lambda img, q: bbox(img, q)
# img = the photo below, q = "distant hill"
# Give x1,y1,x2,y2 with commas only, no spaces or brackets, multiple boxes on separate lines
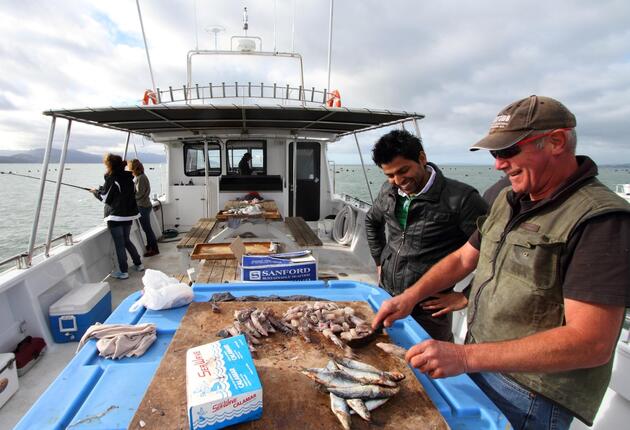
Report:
0,148,165,163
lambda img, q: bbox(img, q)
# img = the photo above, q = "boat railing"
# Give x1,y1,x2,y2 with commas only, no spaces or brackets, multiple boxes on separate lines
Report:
337,193,372,211
0,233,73,271
153,82,335,106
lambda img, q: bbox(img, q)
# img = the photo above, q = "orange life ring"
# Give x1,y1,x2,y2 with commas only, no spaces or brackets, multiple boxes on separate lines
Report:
142,89,158,105
326,89,341,108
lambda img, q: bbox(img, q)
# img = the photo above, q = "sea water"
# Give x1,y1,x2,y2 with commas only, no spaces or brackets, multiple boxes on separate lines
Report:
0,163,628,263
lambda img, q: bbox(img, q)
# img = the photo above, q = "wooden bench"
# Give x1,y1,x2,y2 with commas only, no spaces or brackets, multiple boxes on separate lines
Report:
285,217,323,246
176,218,216,249
196,259,239,283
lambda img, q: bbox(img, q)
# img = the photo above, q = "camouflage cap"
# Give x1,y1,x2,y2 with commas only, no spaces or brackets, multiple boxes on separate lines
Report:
470,95,576,151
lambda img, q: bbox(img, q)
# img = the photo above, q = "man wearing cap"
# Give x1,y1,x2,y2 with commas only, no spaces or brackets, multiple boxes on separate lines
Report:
372,96,630,428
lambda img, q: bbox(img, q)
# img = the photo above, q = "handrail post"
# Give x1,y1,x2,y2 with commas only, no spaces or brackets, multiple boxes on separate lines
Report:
413,117,422,142
353,133,374,204
123,132,131,160
203,138,209,218
27,116,56,266
45,120,72,257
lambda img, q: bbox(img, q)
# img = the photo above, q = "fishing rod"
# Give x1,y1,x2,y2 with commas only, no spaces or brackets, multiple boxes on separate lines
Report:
0,171,91,191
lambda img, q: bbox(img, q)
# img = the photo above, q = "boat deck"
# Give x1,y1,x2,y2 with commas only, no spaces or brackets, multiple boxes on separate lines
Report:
0,224,376,429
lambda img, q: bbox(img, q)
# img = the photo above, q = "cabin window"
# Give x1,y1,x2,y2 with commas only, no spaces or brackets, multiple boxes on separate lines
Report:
226,140,266,175
183,142,221,176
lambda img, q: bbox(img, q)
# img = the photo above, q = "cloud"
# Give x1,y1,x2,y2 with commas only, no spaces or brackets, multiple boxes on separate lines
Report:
1,0,629,165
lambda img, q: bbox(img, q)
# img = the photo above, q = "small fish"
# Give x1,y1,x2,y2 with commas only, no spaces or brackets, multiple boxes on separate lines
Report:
250,310,269,336
376,342,407,360
349,398,390,414
267,314,293,335
334,363,397,387
334,357,405,382
346,398,371,421
234,307,255,322
327,384,400,400
330,393,351,430
322,329,346,350
301,368,358,388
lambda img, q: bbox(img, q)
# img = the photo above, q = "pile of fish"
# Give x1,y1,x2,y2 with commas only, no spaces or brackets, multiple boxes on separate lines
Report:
302,357,405,429
281,302,373,352
214,302,376,354
216,307,293,352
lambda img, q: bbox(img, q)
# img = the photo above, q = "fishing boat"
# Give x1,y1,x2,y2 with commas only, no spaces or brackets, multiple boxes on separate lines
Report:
0,4,627,430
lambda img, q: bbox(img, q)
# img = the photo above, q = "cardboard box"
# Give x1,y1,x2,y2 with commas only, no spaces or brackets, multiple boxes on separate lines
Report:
186,335,263,430
241,251,317,281
49,282,112,343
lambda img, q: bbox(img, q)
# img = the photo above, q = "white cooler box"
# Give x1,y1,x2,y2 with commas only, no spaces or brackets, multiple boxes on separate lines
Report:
49,282,112,343
0,353,18,409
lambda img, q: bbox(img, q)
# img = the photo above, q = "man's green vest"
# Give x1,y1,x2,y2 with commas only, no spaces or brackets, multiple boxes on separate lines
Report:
467,178,630,424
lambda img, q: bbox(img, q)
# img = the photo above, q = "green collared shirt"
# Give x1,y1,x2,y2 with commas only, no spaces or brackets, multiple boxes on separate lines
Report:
395,166,435,229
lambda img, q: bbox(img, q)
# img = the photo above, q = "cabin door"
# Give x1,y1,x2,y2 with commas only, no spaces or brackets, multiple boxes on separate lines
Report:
288,141,321,221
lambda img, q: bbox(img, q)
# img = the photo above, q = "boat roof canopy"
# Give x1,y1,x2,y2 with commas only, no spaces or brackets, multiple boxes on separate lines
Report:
43,105,423,138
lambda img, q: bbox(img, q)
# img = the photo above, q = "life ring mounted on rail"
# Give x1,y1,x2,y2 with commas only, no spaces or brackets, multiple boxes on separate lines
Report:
326,89,342,108
142,89,158,105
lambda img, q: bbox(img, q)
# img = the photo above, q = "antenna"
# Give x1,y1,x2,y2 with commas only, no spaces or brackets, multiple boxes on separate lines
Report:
243,7,249,36
206,25,225,50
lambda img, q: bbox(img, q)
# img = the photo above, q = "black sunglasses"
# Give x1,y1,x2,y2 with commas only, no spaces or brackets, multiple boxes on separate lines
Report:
489,129,571,160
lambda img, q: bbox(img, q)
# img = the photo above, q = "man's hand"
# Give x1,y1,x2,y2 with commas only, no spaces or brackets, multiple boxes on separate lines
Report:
406,339,469,378
421,292,468,317
372,291,417,329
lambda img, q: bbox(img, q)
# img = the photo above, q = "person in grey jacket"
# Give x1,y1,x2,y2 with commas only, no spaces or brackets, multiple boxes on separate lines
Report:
365,130,488,341
128,159,159,257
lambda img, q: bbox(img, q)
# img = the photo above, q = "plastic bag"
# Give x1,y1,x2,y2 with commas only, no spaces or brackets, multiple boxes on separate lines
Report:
128,269,194,312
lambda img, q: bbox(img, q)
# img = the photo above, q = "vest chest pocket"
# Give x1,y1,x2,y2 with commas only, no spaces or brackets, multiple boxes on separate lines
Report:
505,231,563,289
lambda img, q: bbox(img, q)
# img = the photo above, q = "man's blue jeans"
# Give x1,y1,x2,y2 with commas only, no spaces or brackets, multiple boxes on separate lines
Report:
470,372,574,430
109,222,141,273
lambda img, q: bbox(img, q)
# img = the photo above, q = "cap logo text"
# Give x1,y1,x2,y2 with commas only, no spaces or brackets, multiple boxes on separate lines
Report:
490,114,511,130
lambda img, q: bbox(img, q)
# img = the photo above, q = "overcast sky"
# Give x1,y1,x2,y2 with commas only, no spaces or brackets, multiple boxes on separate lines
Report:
1,0,629,165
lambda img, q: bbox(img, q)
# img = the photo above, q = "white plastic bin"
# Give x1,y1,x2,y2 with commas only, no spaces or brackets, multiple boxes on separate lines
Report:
0,352,18,409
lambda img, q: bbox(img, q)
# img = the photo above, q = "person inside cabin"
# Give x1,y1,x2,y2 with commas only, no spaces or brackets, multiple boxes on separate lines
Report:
90,153,143,280
372,95,630,429
238,152,253,175
365,129,488,342
127,159,159,257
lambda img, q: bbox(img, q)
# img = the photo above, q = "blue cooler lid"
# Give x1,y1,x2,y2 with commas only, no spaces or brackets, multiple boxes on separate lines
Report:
49,282,110,316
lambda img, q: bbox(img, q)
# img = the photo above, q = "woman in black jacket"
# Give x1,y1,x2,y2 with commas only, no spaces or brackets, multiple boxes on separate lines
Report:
90,153,143,279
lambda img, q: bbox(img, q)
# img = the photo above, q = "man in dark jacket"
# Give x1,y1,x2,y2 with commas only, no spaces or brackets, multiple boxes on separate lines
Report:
365,129,488,341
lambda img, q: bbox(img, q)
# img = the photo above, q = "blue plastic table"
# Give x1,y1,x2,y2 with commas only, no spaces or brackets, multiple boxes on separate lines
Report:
15,280,509,429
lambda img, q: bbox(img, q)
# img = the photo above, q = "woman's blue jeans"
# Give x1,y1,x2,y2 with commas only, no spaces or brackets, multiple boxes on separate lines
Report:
138,206,158,250
470,372,574,430
109,222,141,273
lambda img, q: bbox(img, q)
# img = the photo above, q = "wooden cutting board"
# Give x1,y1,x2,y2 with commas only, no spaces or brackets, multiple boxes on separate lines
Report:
128,302,449,430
